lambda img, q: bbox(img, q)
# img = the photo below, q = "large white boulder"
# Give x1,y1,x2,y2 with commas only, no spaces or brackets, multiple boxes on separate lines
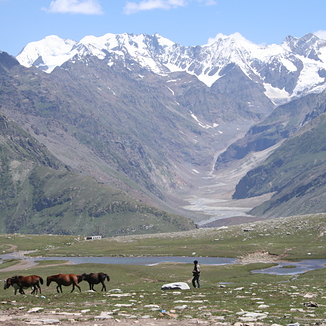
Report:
161,282,190,290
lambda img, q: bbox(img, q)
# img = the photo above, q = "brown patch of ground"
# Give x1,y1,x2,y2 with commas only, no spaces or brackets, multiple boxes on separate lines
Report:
237,250,282,264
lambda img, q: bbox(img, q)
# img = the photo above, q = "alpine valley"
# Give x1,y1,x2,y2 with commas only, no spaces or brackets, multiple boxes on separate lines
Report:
1,32,326,236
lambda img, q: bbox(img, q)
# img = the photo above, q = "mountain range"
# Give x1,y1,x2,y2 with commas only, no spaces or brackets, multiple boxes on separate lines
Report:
17,32,326,105
1,32,326,235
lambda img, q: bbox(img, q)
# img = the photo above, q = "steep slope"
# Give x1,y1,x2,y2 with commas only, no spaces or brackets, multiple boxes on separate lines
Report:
0,48,274,198
0,103,194,236
232,112,326,218
214,89,326,170
0,52,196,236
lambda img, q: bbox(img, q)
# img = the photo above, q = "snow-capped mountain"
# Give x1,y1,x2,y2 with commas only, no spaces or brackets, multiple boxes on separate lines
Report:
17,32,326,105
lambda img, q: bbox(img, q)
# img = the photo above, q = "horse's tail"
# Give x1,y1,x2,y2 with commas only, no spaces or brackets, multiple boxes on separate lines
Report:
106,274,110,282
39,277,44,285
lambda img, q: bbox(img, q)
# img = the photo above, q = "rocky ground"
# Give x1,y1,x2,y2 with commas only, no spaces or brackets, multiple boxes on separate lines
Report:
1,250,324,326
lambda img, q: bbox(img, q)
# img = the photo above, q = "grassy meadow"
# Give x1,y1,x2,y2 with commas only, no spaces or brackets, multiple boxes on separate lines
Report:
0,213,325,324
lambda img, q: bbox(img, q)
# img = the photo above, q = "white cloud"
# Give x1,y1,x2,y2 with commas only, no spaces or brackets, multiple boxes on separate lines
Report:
198,0,216,5
123,0,215,15
45,0,103,15
314,30,326,41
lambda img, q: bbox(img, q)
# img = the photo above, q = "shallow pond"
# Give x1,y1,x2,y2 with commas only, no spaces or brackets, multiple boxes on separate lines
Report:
1,252,325,275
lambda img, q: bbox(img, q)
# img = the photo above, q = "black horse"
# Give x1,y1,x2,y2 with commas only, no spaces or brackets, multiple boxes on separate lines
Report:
79,272,110,291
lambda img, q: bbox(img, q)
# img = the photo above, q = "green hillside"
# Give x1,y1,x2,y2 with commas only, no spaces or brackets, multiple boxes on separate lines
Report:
234,113,326,217
0,113,195,236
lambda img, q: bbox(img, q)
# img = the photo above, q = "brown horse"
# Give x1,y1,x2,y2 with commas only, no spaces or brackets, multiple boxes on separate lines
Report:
4,275,43,295
79,272,110,291
46,274,81,293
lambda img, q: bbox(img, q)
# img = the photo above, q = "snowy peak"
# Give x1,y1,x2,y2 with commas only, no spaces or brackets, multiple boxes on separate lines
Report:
282,33,326,60
16,32,326,104
17,35,77,72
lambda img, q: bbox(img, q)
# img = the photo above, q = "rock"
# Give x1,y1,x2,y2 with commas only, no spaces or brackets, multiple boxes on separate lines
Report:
27,307,44,313
94,312,114,320
38,318,60,324
161,282,190,290
109,288,123,293
174,305,188,310
144,304,160,309
237,311,269,321
114,303,134,307
303,301,318,307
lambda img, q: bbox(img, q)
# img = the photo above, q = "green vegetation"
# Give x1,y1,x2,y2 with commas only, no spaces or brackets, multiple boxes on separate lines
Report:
0,213,325,324
234,113,326,218
0,113,195,236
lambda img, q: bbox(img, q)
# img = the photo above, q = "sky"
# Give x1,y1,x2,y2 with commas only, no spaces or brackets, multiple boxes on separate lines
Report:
1,0,326,56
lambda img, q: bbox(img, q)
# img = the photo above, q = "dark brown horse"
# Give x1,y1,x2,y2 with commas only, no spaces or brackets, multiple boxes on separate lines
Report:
46,274,81,293
4,275,43,295
4,277,25,294
79,272,110,291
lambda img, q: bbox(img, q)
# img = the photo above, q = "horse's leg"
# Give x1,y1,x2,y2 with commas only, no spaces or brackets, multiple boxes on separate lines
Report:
76,283,81,292
101,281,106,291
56,285,62,293
37,283,42,294
71,284,75,292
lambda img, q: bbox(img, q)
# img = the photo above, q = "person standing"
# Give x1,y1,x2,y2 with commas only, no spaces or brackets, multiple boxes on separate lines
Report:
192,260,200,288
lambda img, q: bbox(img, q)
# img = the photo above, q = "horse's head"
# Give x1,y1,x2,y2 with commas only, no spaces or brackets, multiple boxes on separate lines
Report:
79,273,89,281
46,276,52,286
77,274,85,283
4,278,11,289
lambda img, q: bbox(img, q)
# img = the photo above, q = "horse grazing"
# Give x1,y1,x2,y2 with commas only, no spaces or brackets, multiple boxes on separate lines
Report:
4,275,43,295
79,272,110,291
46,274,81,293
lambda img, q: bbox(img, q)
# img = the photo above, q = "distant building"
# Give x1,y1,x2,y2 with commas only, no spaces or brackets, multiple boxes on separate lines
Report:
85,235,102,240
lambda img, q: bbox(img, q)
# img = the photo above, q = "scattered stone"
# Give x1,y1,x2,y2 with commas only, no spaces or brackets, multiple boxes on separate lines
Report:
114,303,134,307
237,311,269,322
303,293,317,298
94,312,114,320
38,318,60,324
174,304,188,310
27,307,44,313
144,304,160,309
109,288,123,293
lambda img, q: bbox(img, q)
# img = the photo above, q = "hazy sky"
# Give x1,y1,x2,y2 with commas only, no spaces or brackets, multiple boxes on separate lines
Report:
1,0,326,56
